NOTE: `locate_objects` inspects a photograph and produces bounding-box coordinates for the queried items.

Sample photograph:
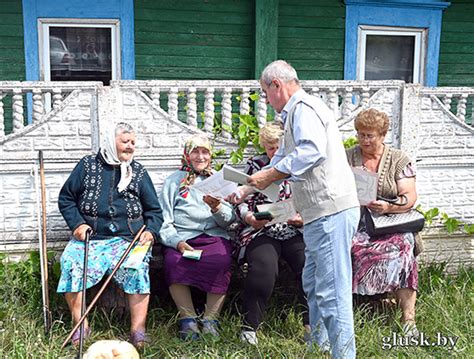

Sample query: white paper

[182,249,202,260]
[222,165,248,184]
[223,164,280,202]
[351,167,378,205]
[257,198,297,226]
[124,241,151,269]
[191,170,238,198]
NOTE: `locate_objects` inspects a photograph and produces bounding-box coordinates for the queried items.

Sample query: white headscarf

[99,123,134,192]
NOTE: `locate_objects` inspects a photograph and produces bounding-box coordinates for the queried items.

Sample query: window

[344,0,450,86]
[39,19,121,85]
[358,26,426,84]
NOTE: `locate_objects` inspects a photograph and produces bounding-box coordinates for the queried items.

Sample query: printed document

[191,170,238,198]
[222,165,280,202]
[257,198,297,225]
[351,167,378,205]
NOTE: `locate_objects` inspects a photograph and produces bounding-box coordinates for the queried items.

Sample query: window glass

[49,27,112,85]
[365,35,415,83]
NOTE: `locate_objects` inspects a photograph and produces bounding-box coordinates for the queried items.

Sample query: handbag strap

[377,194,408,206]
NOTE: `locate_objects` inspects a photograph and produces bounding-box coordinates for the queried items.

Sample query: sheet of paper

[223,164,280,202]
[351,167,378,206]
[222,164,248,184]
[257,198,297,226]
[182,249,203,261]
[124,241,151,269]
[191,170,238,198]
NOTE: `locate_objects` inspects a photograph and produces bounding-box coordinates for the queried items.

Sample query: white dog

[83,340,140,359]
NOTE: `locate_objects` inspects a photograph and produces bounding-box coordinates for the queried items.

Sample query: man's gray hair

[260,60,299,86]
[115,122,134,136]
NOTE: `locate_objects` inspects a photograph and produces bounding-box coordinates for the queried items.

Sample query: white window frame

[38,18,121,82]
[357,25,426,84]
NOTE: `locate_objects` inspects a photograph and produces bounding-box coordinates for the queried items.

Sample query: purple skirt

[163,234,233,294]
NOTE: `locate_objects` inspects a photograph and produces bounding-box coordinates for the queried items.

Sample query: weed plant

[0,254,472,358]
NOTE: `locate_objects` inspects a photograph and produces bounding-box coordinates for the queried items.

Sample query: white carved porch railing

[111,80,405,135]
[0,80,406,141]
[0,81,102,139]
[421,87,474,126]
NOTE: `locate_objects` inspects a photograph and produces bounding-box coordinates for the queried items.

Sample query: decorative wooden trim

[255,0,279,79]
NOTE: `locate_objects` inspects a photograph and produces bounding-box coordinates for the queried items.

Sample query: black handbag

[364,195,425,237]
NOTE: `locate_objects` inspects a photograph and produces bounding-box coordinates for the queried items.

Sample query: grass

[0,254,472,358]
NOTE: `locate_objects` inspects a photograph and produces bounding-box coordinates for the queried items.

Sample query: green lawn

[0,254,472,358]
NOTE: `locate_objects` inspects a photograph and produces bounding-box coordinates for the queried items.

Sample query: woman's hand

[73,224,92,241]
[226,186,256,205]
[287,213,303,227]
[138,230,154,246]
[177,241,194,254]
[244,212,270,230]
[203,194,222,213]
[367,200,389,214]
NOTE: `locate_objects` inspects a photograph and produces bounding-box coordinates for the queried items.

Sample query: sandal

[129,330,150,349]
[71,326,91,346]
[201,318,220,337]
[178,317,200,341]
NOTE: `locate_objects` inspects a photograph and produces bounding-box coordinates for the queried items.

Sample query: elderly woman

[159,134,236,340]
[57,122,162,347]
[235,123,309,345]
[346,108,419,336]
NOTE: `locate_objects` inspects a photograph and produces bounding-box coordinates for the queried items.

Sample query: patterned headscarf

[99,123,134,193]
[178,134,213,198]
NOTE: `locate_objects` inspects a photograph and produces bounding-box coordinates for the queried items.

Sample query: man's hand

[177,241,194,254]
[244,212,270,230]
[247,168,287,190]
[73,224,92,241]
[138,230,154,245]
[287,213,303,227]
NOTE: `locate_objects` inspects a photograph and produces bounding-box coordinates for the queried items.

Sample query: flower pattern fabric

[57,237,151,294]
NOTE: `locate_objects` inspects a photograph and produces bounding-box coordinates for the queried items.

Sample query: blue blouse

[158,170,236,249]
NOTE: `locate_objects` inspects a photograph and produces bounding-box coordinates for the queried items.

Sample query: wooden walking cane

[61,225,146,349]
[38,150,52,334]
[78,228,92,359]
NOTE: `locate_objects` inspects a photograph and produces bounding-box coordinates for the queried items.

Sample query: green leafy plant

[222,113,264,165]
[343,136,359,149]
[418,205,474,235]
[210,93,269,167]
[417,206,440,226]
[441,212,462,234]
[464,223,474,235]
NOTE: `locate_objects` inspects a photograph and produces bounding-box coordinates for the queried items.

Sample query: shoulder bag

[364,195,425,238]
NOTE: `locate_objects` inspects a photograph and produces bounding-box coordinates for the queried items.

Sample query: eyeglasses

[356,132,379,141]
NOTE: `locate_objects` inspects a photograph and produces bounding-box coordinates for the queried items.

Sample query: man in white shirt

[247,60,360,359]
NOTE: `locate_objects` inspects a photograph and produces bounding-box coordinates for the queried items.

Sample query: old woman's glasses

[356,132,379,141]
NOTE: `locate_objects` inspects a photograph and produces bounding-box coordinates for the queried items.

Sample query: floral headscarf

[99,123,134,193]
[178,134,213,198]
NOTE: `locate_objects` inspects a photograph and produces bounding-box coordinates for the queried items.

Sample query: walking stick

[37,150,52,334]
[78,228,92,359]
[61,225,146,349]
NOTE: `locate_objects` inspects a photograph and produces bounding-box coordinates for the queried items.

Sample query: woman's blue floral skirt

[57,237,151,294]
